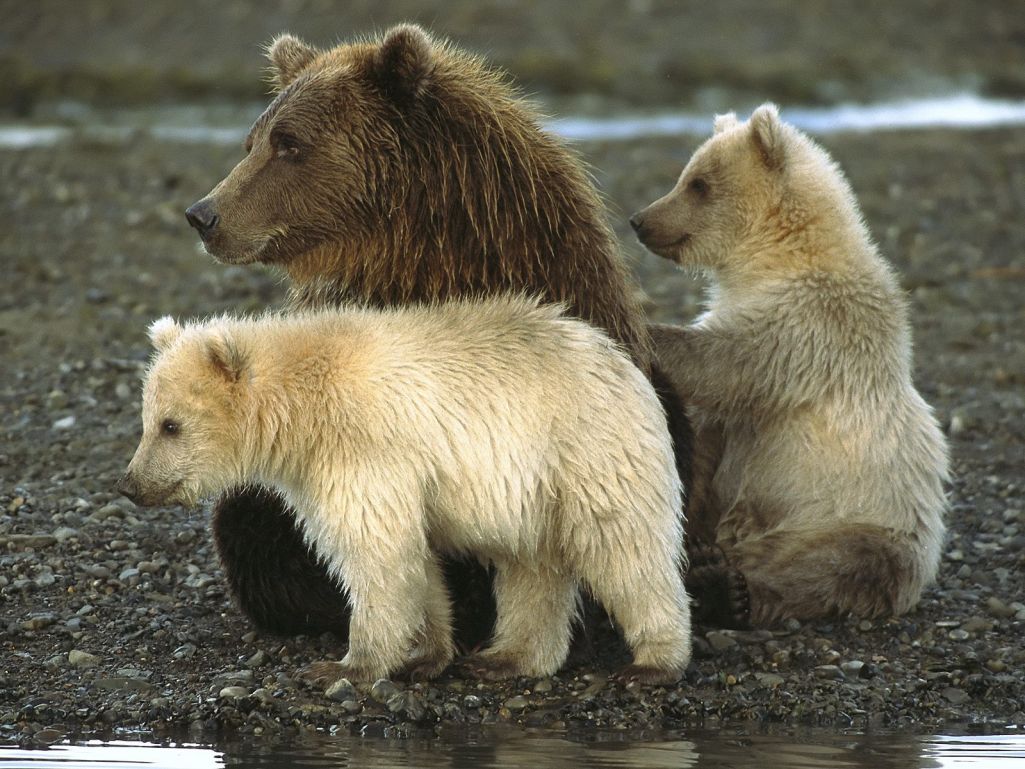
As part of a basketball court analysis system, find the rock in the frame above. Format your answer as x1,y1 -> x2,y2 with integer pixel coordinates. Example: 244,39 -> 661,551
947,629 -> 970,641
532,679 -> 553,694
706,631 -> 737,652
218,686 -> 249,700
23,615 -> 58,631
943,687 -> 969,704
246,650 -> 268,668
755,673 -> 784,688
370,679 -> 400,704
69,650 -> 100,669
841,660 -> 865,678
986,597 -> 1016,619
52,416 -> 76,430
325,678 -> 357,703
504,695 -> 529,710
814,665 -> 845,680
463,694 -> 482,709
93,677 -> 154,693
961,617 -> 993,633
3,534 -> 57,550
53,527 -> 79,543
173,643 -> 197,660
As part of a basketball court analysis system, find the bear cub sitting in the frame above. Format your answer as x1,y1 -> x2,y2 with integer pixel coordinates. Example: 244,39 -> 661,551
119,296 -> 692,684
633,104 -> 949,626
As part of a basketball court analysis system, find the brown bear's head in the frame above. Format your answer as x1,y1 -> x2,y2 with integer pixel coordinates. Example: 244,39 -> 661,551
630,103 -> 791,270
186,24 -> 440,267
119,317 -> 249,509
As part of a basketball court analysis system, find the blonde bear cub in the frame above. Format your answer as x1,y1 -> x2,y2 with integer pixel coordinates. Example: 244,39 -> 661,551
632,104 -> 949,625
119,296 -> 692,684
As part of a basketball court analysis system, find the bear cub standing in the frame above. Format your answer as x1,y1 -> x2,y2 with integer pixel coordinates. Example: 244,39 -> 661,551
632,104 -> 949,625
119,296 -> 692,684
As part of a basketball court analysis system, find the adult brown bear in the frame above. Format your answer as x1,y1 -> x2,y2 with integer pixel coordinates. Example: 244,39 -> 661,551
185,24 -> 694,653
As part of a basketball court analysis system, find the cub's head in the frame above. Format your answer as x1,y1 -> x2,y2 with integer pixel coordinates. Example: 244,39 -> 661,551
118,317 -> 250,508
631,103 -> 792,269
185,24 -> 439,266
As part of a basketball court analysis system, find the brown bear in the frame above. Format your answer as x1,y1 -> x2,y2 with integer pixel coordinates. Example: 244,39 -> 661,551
120,299 -> 692,684
632,105 -> 949,626
184,24 -> 693,651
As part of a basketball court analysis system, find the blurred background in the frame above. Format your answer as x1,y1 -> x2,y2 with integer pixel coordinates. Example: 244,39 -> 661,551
2,0 -> 1023,114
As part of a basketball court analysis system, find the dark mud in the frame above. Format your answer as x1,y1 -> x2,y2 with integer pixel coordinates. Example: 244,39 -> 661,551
1,124 -> 1023,743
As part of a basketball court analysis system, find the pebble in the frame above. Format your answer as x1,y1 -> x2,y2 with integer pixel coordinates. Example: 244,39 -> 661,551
943,687 -> 970,705
504,695 -> 529,710
532,679 -> 553,694
246,650 -> 268,668
841,660 -> 865,677
218,686 -> 249,700
52,416 -> 76,430
947,629 -> 970,641
370,679 -> 400,704
23,613 -> 58,631
755,673 -> 784,688
325,678 -> 357,703
463,694 -> 482,709
706,631 -> 737,652
814,665 -> 845,680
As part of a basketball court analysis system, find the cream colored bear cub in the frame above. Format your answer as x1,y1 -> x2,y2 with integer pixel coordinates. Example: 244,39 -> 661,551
632,104 -> 949,625
119,296 -> 691,684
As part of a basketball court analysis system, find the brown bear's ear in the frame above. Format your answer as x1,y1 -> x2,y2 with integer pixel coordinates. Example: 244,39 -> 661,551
204,332 -> 249,385
713,112 -> 738,134
749,103 -> 785,170
371,23 -> 435,103
266,33 -> 319,91
148,316 -> 182,352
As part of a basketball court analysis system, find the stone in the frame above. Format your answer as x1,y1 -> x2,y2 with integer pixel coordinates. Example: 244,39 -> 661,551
504,695 -> 529,710
943,687 -> 969,704
218,686 -> 249,700
68,649 -> 100,668
325,678 -> 357,703
706,631 -> 737,652
986,597 -> 1016,619
370,679 -> 400,704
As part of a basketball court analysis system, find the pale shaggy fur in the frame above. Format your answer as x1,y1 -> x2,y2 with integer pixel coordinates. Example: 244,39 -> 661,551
633,104 -> 949,625
121,296 -> 692,683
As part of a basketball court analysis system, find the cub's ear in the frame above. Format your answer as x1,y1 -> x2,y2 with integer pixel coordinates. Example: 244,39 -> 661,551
371,23 -> 435,103
148,316 -> 182,352
713,112 -> 738,134
749,103 -> 785,170
204,332 -> 249,385
266,33 -> 319,91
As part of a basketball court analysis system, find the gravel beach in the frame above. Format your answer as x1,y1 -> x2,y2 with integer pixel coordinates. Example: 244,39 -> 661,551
2,0 -> 1024,746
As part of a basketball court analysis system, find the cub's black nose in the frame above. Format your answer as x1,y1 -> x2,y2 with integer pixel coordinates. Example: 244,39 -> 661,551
116,475 -> 140,504
629,212 -> 644,233
185,199 -> 219,239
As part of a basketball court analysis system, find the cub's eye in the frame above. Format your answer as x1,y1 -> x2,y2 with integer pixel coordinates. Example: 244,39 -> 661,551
161,419 -> 180,437
272,131 -> 303,162
689,178 -> 710,196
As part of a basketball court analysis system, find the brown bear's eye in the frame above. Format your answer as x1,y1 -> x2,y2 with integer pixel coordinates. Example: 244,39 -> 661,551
272,131 -> 303,163
689,178 -> 710,197
161,419 -> 180,437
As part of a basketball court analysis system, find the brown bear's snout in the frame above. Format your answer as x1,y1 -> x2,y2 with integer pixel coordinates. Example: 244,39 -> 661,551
116,473 -> 142,505
185,198 -> 220,240
629,211 -> 645,234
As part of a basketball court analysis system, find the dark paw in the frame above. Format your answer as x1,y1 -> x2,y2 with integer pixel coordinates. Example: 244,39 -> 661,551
686,548 -> 752,630
615,664 -> 682,687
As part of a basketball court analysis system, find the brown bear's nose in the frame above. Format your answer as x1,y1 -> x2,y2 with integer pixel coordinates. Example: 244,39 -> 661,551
116,474 -> 141,505
629,212 -> 645,234
185,199 -> 220,239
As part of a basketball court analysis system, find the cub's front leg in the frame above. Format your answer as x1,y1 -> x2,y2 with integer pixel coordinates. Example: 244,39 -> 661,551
300,485 -> 442,686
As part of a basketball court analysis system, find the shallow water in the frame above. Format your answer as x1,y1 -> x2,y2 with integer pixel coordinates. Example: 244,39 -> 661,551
1,94 -> 1024,150
2,731 -> 1025,769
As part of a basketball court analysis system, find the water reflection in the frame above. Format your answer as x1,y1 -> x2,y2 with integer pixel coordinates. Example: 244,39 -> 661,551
2,731 -> 1024,769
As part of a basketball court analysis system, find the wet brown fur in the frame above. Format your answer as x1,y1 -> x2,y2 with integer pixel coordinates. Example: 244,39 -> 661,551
190,24 -> 693,647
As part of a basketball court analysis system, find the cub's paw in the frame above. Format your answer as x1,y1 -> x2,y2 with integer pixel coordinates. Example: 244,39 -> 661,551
299,659 -> 377,687
460,652 -> 523,681
615,664 -> 683,687
400,652 -> 452,682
